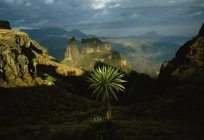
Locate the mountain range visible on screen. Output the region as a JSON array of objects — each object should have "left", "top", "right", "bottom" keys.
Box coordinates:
[
  {"left": 21, "top": 28, "right": 95, "bottom": 60},
  {"left": 22, "top": 27, "right": 191, "bottom": 76},
  {"left": 120, "top": 31, "right": 191, "bottom": 45},
  {"left": 1, "top": 21, "right": 204, "bottom": 140}
]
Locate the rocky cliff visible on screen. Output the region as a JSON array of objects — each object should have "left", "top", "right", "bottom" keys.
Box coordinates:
[
  {"left": 62, "top": 37, "right": 132, "bottom": 72},
  {"left": 0, "top": 29, "right": 84, "bottom": 87},
  {"left": 81, "top": 38, "right": 111, "bottom": 54},
  {"left": 159, "top": 23, "right": 204, "bottom": 85},
  {"left": 64, "top": 37, "right": 79, "bottom": 62}
]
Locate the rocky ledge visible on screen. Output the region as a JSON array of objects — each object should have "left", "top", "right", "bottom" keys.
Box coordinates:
[{"left": 0, "top": 29, "right": 84, "bottom": 87}]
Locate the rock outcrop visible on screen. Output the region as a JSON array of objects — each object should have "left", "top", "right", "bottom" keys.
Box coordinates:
[
  {"left": 159, "top": 23, "right": 204, "bottom": 85},
  {"left": 62, "top": 37, "right": 132, "bottom": 72},
  {"left": 0, "top": 29, "right": 84, "bottom": 87},
  {"left": 64, "top": 37, "right": 79, "bottom": 62},
  {"left": 0, "top": 21, "right": 11, "bottom": 29},
  {"left": 81, "top": 38, "right": 111, "bottom": 54},
  {"left": 198, "top": 23, "right": 204, "bottom": 37}
]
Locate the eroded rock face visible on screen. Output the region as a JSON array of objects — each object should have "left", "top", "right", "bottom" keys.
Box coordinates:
[
  {"left": 63, "top": 37, "right": 132, "bottom": 72},
  {"left": 64, "top": 37, "right": 79, "bottom": 62},
  {"left": 0, "top": 21, "right": 11, "bottom": 29},
  {"left": 0, "top": 30, "right": 33, "bottom": 86},
  {"left": 0, "top": 29, "right": 84, "bottom": 87},
  {"left": 81, "top": 38, "right": 111, "bottom": 54},
  {"left": 159, "top": 23, "right": 204, "bottom": 85}
]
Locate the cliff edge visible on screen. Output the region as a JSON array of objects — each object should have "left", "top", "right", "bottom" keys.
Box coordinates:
[
  {"left": 0, "top": 29, "right": 84, "bottom": 87},
  {"left": 159, "top": 23, "right": 204, "bottom": 86}
]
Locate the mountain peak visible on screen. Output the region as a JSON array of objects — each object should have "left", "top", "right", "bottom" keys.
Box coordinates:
[
  {"left": 69, "top": 37, "right": 77, "bottom": 43},
  {"left": 68, "top": 29, "right": 87, "bottom": 38},
  {"left": 198, "top": 22, "right": 204, "bottom": 37},
  {"left": 64, "top": 37, "right": 79, "bottom": 62},
  {"left": 69, "top": 29, "right": 85, "bottom": 35},
  {"left": 142, "top": 31, "right": 158, "bottom": 37}
]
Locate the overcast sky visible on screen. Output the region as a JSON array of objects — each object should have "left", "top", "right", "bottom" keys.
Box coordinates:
[{"left": 0, "top": 0, "right": 204, "bottom": 37}]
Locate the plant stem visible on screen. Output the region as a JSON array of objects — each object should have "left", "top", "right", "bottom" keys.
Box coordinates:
[{"left": 106, "top": 101, "right": 112, "bottom": 120}]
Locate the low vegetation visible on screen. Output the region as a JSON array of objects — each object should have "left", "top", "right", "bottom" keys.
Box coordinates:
[
  {"left": 0, "top": 69, "right": 204, "bottom": 140},
  {"left": 87, "top": 66, "right": 126, "bottom": 120}
]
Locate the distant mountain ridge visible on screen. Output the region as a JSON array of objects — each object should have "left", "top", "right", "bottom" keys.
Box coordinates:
[
  {"left": 68, "top": 29, "right": 88, "bottom": 38},
  {"left": 119, "top": 31, "right": 191, "bottom": 45},
  {"left": 22, "top": 27, "right": 92, "bottom": 41},
  {"left": 21, "top": 27, "right": 96, "bottom": 61},
  {"left": 22, "top": 27, "right": 191, "bottom": 76}
]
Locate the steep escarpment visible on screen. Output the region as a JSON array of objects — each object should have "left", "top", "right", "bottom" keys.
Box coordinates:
[
  {"left": 64, "top": 37, "right": 79, "bottom": 62},
  {"left": 159, "top": 23, "right": 204, "bottom": 85},
  {"left": 0, "top": 29, "right": 84, "bottom": 87},
  {"left": 62, "top": 37, "right": 132, "bottom": 72}
]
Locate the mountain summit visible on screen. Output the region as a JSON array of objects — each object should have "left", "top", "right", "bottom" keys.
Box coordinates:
[
  {"left": 198, "top": 23, "right": 204, "bottom": 37},
  {"left": 64, "top": 37, "right": 79, "bottom": 62},
  {"left": 68, "top": 29, "right": 87, "bottom": 38}
]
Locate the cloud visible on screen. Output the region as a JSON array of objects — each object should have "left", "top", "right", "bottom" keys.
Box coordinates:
[
  {"left": 0, "top": 1, "right": 9, "bottom": 8},
  {"left": 91, "top": 0, "right": 122, "bottom": 9},
  {"left": 188, "top": 11, "right": 202, "bottom": 17},
  {"left": 92, "top": 1, "right": 106, "bottom": 9},
  {"left": 0, "top": 0, "right": 204, "bottom": 36},
  {"left": 109, "top": 3, "right": 121, "bottom": 8},
  {"left": 44, "top": 0, "right": 55, "bottom": 5}
]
